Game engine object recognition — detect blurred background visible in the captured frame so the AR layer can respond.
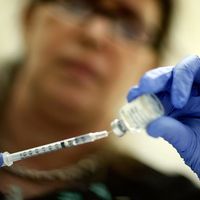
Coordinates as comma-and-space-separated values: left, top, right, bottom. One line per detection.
1, 0, 200, 186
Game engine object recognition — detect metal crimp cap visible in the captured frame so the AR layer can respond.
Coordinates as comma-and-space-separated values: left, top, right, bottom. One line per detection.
111, 119, 128, 137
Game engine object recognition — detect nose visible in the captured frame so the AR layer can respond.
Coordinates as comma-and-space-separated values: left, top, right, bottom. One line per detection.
79, 16, 110, 50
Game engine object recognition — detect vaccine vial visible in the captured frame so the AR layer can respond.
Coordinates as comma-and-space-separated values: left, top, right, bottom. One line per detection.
111, 94, 164, 137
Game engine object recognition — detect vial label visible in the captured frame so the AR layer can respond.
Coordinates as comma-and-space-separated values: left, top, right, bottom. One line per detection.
119, 94, 164, 132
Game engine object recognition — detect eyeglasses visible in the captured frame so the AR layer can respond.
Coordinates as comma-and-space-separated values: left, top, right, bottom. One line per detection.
33, 0, 157, 47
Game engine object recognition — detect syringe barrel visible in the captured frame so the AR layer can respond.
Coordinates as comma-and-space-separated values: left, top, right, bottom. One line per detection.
0, 131, 109, 167
9, 134, 95, 162
10, 141, 64, 162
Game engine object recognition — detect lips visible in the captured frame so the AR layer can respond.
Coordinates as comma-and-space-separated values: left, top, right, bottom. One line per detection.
66, 60, 98, 78
56, 56, 106, 83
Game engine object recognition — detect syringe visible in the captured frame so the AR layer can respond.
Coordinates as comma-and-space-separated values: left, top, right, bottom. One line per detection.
0, 131, 109, 168
0, 94, 164, 168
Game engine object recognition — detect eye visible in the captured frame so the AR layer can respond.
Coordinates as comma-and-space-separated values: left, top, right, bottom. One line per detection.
115, 19, 146, 41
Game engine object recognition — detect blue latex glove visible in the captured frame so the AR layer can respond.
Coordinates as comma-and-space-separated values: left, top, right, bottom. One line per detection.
127, 55, 200, 178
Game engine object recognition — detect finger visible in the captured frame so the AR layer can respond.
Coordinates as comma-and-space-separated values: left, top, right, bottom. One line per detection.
139, 66, 173, 93
147, 116, 193, 153
172, 55, 200, 108
156, 92, 174, 115
127, 66, 173, 102
127, 86, 143, 102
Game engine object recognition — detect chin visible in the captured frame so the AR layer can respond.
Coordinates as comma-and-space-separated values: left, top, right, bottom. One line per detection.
40, 76, 103, 120
56, 87, 99, 113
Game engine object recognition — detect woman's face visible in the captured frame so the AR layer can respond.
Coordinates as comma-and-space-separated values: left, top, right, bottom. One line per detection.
23, 0, 161, 122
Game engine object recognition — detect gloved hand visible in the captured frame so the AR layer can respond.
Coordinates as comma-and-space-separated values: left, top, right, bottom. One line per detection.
127, 55, 200, 178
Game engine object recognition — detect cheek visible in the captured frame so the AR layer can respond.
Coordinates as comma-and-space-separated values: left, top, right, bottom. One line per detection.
106, 47, 140, 89
28, 15, 76, 64
104, 45, 156, 100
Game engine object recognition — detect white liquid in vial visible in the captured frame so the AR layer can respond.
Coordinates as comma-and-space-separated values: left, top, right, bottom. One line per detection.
111, 94, 164, 137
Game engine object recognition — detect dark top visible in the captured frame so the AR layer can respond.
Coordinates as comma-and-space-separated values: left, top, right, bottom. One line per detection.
1, 154, 200, 200
0, 62, 199, 200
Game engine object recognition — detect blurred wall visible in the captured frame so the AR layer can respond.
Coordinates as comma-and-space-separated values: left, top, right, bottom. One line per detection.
1, 0, 200, 185
0, 0, 26, 62
162, 0, 200, 64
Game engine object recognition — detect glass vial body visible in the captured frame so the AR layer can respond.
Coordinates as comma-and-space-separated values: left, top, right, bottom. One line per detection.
111, 94, 164, 137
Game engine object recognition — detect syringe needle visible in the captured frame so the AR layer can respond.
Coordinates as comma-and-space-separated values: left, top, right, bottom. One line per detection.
0, 131, 109, 168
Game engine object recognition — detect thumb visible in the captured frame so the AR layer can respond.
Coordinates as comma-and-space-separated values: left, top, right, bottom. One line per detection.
147, 116, 193, 152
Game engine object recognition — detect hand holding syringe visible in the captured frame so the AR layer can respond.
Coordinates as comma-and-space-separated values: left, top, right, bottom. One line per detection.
0, 94, 164, 168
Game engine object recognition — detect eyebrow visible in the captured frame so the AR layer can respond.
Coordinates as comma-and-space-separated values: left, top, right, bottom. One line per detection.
91, 0, 145, 25
33, 0, 145, 26
33, 0, 141, 17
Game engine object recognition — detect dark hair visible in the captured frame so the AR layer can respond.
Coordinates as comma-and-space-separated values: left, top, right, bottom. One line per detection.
27, 0, 173, 53
154, 0, 173, 52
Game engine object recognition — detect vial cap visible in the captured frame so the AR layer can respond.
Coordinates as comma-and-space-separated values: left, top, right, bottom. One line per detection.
111, 119, 128, 137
